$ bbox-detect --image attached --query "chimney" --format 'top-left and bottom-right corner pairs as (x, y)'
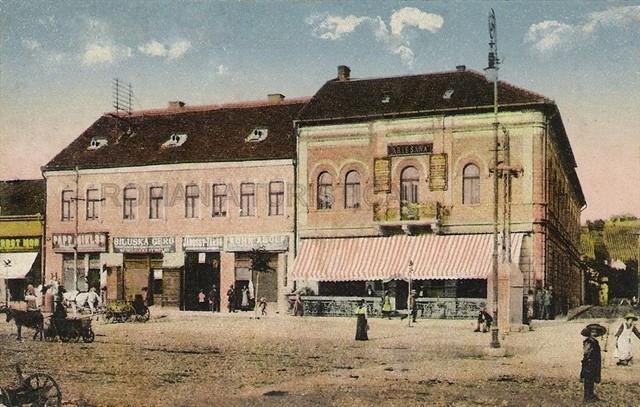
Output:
(337, 65), (351, 81)
(456, 65), (466, 72)
(168, 101), (186, 110)
(267, 93), (285, 105)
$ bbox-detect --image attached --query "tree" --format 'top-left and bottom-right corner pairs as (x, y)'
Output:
(247, 246), (276, 318)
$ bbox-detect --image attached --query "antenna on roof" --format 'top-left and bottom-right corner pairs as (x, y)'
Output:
(112, 78), (133, 115)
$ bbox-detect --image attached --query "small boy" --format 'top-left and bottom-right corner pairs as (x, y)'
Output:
(259, 297), (267, 316)
(580, 323), (606, 403)
(474, 307), (493, 332)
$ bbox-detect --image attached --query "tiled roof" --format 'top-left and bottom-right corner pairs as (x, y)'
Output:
(297, 69), (552, 123)
(0, 179), (45, 216)
(44, 98), (309, 171)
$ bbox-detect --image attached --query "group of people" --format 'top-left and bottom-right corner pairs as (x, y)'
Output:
(196, 285), (220, 312)
(224, 284), (267, 315)
(527, 286), (554, 321)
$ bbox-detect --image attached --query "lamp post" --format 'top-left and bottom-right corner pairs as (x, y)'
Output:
(633, 231), (640, 302)
(408, 260), (414, 327)
(485, 8), (501, 349)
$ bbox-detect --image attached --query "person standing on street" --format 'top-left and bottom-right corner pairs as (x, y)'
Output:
(526, 289), (535, 324)
(197, 289), (207, 311)
(580, 323), (606, 403)
(535, 288), (544, 320)
(409, 290), (418, 323)
(614, 313), (640, 366)
(227, 285), (236, 313)
(355, 299), (368, 341)
(209, 285), (219, 312)
(381, 290), (392, 320)
(542, 288), (552, 320)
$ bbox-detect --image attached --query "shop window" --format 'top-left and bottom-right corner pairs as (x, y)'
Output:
(317, 172), (333, 210)
(212, 184), (227, 217)
(240, 183), (255, 216)
(400, 166), (419, 209)
(269, 181), (284, 216)
(86, 188), (100, 220)
(123, 186), (137, 220)
(149, 186), (164, 219)
(61, 190), (74, 221)
(185, 184), (199, 218)
(462, 163), (480, 205)
(344, 171), (361, 209)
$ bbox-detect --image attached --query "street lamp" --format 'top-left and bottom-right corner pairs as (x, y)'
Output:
(408, 260), (414, 327)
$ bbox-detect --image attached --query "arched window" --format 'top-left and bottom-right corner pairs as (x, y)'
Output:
(317, 172), (333, 210)
(400, 166), (419, 207)
(344, 171), (361, 209)
(462, 164), (480, 204)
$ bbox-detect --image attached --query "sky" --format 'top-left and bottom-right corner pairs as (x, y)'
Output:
(0, 0), (639, 222)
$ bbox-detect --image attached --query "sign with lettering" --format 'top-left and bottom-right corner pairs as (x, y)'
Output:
(113, 236), (176, 254)
(0, 237), (41, 252)
(52, 233), (107, 253)
(373, 158), (392, 193)
(387, 143), (433, 156)
(183, 235), (224, 252)
(429, 153), (448, 191)
(224, 235), (289, 252)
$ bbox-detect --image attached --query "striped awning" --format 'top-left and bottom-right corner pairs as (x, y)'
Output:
(292, 233), (524, 281)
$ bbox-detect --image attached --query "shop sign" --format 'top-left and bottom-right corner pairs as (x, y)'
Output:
(224, 235), (289, 252)
(387, 143), (433, 156)
(182, 235), (224, 252)
(113, 236), (176, 254)
(0, 237), (41, 252)
(429, 153), (448, 191)
(373, 158), (392, 193)
(52, 233), (108, 253)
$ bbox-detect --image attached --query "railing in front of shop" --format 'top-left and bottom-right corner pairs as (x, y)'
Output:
(287, 295), (486, 319)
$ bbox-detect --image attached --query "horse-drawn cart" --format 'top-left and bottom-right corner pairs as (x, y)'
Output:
(0, 364), (61, 407)
(104, 298), (150, 323)
(44, 316), (95, 343)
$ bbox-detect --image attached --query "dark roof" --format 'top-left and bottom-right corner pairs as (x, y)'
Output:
(0, 179), (45, 216)
(297, 69), (551, 123)
(44, 99), (308, 171)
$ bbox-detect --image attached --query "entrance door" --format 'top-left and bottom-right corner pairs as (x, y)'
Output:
(184, 252), (220, 311)
(395, 280), (409, 310)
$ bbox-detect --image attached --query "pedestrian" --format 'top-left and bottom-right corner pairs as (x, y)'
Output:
(209, 285), (219, 312)
(535, 288), (544, 320)
(366, 284), (374, 297)
(241, 286), (250, 310)
(259, 297), (267, 316)
(409, 290), (418, 323)
(292, 291), (303, 316)
(526, 289), (535, 324)
(614, 312), (640, 366)
(355, 299), (368, 341)
(227, 285), (235, 313)
(542, 288), (552, 320)
(474, 307), (493, 332)
(381, 290), (392, 320)
(580, 323), (606, 403)
(197, 289), (207, 311)
(24, 284), (38, 310)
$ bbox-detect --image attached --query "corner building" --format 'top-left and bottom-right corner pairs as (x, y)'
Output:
(43, 95), (306, 313)
(292, 66), (585, 322)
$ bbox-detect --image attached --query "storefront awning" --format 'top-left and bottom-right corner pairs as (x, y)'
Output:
(292, 233), (524, 282)
(0, 252), (38, 279)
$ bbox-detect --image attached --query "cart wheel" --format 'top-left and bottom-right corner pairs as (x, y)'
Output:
(71, 328), (81, 343)
(140, 307), (150, 322)
(25, 373), (62, 407)
(59, 331), (71, 342)
(83, 329), (96, 343)
(0, 386), (11, 407)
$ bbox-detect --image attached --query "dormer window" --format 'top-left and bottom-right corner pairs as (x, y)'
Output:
(443, 89), (454, 100)
(87, 137), (108, 150)
(246, 128), (268, 142)
(381, 93), (391, 104)
(162, 133), (188, 148)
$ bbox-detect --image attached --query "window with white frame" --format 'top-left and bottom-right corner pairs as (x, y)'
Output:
(123, 186), (137, 220)
(344, 171), (361, 209)
(317, 172), (333, 210)
(269, 181), (284, 216)
(61, 190), (74, 221)
(185, 184), (199, 218)
(400, 166), (419, 207)
(462, 164), (480, 205)
(149, 186), (164, 219)
(240, 183), (255, 216)
(86, 188), (100, 220)
(212, 184), (227, 217)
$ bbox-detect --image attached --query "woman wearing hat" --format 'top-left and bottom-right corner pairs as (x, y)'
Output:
(354, 299), (368, 341)
(580, 323), (606, 403)
(614, 312), (640, 366)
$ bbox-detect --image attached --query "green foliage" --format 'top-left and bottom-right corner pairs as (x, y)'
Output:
(248, 246), (276, 274)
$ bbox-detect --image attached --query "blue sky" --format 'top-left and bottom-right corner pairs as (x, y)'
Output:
(1, 0), (639, 221)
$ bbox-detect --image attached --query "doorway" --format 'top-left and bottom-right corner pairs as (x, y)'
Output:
(183, 252), (220, 311)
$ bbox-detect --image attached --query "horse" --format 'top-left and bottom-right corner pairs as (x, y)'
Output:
(0, 305), (44, 341)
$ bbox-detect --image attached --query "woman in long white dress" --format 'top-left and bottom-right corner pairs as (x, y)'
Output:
(615, 312), (640, 366)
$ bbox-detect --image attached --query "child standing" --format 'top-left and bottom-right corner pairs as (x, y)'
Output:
(580, 323), (606, 403)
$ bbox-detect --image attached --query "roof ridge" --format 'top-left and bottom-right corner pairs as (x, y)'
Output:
(108, 96), (311, 118)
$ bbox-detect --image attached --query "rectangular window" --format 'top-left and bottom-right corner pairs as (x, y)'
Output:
(240, 183), (255, 217)
(149, 186), (164, 219)
(86, 188), (100, 220)
(212, 184), (227, 217)
(61, 190), (74, 221)
(269, 181), (284, 216)
(185, 185), (199, 218)
(123, 186), (137, 220)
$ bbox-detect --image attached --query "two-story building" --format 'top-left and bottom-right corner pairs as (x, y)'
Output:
(43, 95), (307, 313)
(291, 66), (585, 323)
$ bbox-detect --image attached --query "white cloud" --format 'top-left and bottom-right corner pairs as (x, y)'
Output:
(138, 40), (192, 60)
(389, 7), (443, 36)
(81, 43), (131, 66)
(216, 64), (229, 76)
(22, 38), (41, 51)
(306, 7), (443, 67)
(526, 6), (640, 54)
